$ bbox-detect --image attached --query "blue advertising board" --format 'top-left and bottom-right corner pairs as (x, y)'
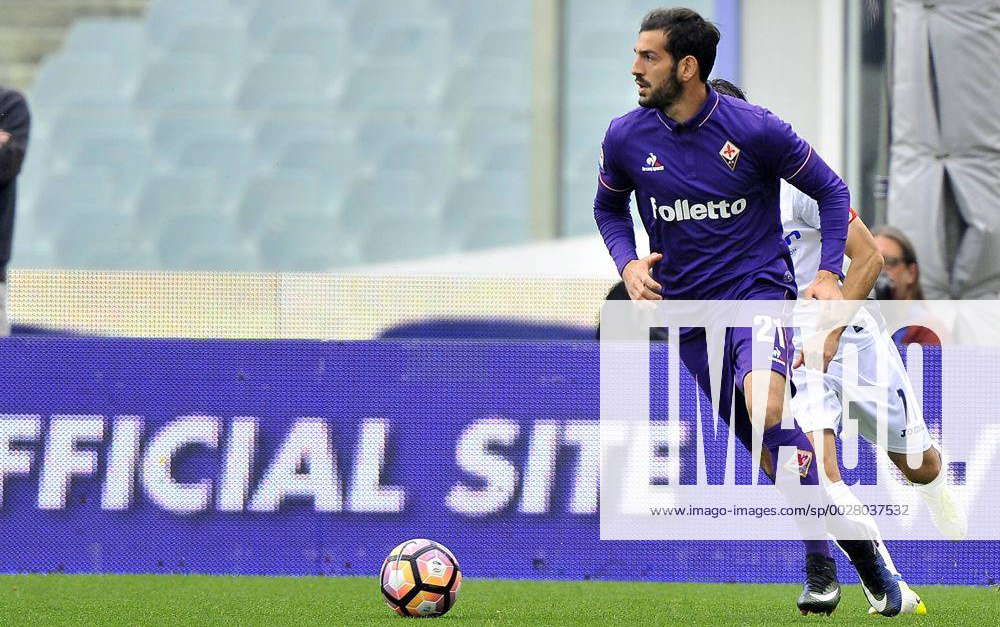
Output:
(0, 338), (993, 584)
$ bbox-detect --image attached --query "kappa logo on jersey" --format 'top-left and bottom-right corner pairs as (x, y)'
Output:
(719, 140), (740, 171)
(649, 196), (747, 222)
(642, 153), (665, 172)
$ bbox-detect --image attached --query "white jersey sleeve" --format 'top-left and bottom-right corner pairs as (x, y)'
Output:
(784, 182), (822, 230)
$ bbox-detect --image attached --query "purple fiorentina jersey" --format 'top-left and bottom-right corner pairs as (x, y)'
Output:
(595, 86), (849, 300)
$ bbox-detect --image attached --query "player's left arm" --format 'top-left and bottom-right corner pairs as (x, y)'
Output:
(760, 111), (847, 300)
(0, 89), (30, 184)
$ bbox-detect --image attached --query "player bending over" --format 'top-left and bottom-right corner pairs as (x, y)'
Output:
(711, 77), (967, 617)
(593, 8), (908, 617)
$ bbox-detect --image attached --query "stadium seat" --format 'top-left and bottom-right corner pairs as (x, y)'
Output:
(475, 28), (532, 62)
(30, 170), (121, 228)
(164, 24), (252, 67)
(341, 173), (443, 234)
(236, 56), (334, 110)
(63, 18), (147, 60)
(31, 54), (135, 108)
(358, 214), (456, 263)
(153, 112), (251, 161)
(134, 171), (223, 231)
(356, 20), (451, 71)
(442, 174), (529, 226)
(455, 113), (530, 175)
(257, 212), (360, 271)
(53, 211), (157, 270)
(49, 111), (150, 158)
(134, 54), (238, 109)
(442, 61), (530, 111)
(571, 29), (637, 64)
(267, 24), (349, 70)
(375, 136), (457, 179)
(352, 114), (454, 158)
(254, 116), (352, 155)
(175, 132), (256, 173)
(340, 63), (443, 111)
(247, 0), (332, 40)
(68, 136), (157, 199)
(275, 138), (360, 182)
(236, 172), (325, 237)
(155, 212), (250, 271)
(145, 0), (248, 46)
(436, 0), (532, 34)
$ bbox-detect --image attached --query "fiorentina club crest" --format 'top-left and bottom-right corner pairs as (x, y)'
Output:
(719, 140), (740, 170)
(783, 448), (814, 478)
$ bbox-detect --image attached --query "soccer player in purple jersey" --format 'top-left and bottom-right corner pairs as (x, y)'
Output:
(594, 8), (903, 616)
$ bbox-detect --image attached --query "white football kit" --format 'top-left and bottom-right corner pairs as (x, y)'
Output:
(781, 182), (932, 454)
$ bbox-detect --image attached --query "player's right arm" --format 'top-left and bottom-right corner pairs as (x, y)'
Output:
(593, 120), (663, 300)
(841, 214), (884, 300)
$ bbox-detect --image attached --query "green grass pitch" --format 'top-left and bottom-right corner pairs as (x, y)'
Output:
(0, 574), (992, 625)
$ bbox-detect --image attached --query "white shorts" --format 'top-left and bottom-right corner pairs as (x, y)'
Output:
(791, 327), (933, 454)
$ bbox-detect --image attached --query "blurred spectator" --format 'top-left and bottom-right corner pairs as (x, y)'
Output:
(873, 225), (939, 346)
(0, 86), (29, 336)
(873, 225), (923, 301)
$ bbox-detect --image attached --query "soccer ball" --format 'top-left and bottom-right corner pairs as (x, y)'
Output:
(380, 538), (462, 617)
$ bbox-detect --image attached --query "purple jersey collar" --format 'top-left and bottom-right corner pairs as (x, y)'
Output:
(654, 84), (720, 132)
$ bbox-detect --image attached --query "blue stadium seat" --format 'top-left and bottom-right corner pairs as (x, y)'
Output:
(254, 116), (351, 155)
(174, 131), (256, 173)
(53, 211), (157, 270)
(134, 54), (237, 109)
(562, 175), (611, 237)
(442, 61), (530, 111)
(267, 24), (349, 70)
(341, 173), (443, 233)
(31, 170), (121, 228)
(340, 63), (443, 111)
(353, 114), (454, 159)
(567, 61), (636, 110)
(31, 54), (135, 107)
(257, 211), (359, 271)
(375, 136), (456, 179)
(155, 212), (250, 271)
(63, 18), (146, 60)
(49, 111), (150, 157)
(276, 138), (362, 182)
(570, 28), (636, 64)
(145, 0), (247, 46)
(436, 0), (531, 34)
(358, 214), (455, 263)
(247, 0), (332, 40)
(475, 28), (532, 62)
(134, 171), (223, 230)
(356, 21), (450, 70)
(236, 172), (325, 237)
(153, 112), (250, 160)
(68, 136), (157, 199)
(237, 56), (333, 110)
(442, 174), (529, 226)
(165, 24), (251, 65)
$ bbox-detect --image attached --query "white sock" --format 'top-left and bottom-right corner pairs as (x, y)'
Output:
(825, 480), (901, 577)
(913, 452), (948, 498)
